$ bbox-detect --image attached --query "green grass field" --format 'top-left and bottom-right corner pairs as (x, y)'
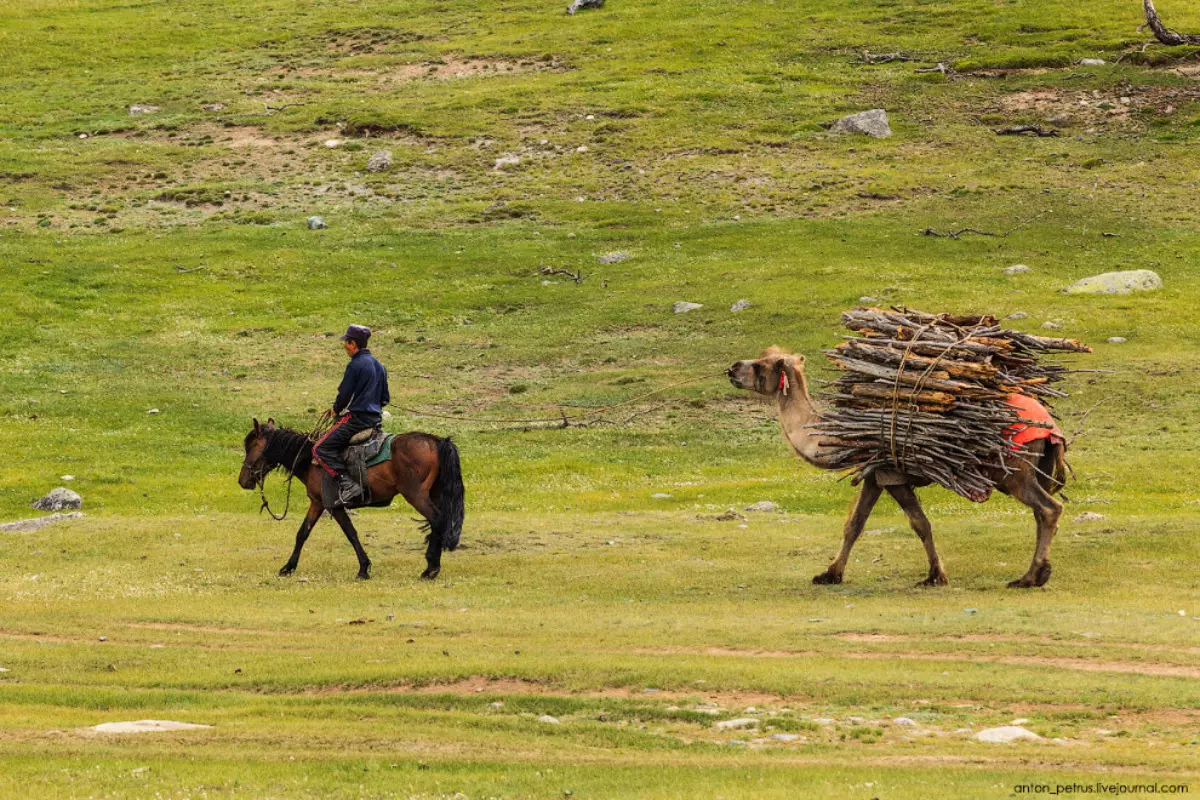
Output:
(1, 0), (1198, 796)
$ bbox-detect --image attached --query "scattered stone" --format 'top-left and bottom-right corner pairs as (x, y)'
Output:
(812, 718), (837, 725)
(963, 608), (979, 614)
(598, 251), (631, 264)
(893, 717), (918, 727)
(200, 103), (225, 112)
(673, 301), (703, 314)
(307, 216), (327, 230)
(1003, 264), (1032, 275)
(367, 150), (393, 172)
(489, 701), (504, 708)
(830, 109), (892, 139)
(1074, 512), (1105, 523)
(859, 296), (880, 304)
(566, 0), (604, 14)
(1042, 321), (1062, 330)
(90, 720), (213, 734)
(567, 232), (577, 238)
(1064, 269), (1162, 295)
(1079, 58), (1106, 66)
(324, 139), (343, 148)
(493, 154), (521, 170)
(538, 715), (561, 725)
(715, 508), (746, 522)
(715, 718), (758, 731)
(1106, 337), (1126, 344)
(730, 299), (751, 312)
(974, 726), (1042, 744)
(31, 488), (82, 512)
(744, 501), (780, 513)
(651, 493), (671, 499)
(772, 733), (802, 742)
(61, 475), (75, 481)
(1006, 311), (1029, 320)
(128, 104), (160, 115)
(1, 512), (84, 534)
(575, 145), (589, 153)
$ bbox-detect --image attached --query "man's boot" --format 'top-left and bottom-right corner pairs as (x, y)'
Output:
(336, 474), (363, 507)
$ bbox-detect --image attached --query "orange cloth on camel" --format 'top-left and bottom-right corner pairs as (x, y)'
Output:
(1005, 393), (1063, 447)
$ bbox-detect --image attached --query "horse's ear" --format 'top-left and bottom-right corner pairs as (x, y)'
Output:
(266, 417), (276, 430)
(253, 418), (261, 434)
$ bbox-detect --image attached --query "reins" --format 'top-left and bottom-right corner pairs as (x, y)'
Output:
(257, 411), (334, 522)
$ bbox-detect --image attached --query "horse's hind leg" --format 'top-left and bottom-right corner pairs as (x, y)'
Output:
(885, 485), (948, 586)
(400, 489), (441, 581)
(279, 499), (324, 577)
(329, 507), (372, 580)
(1005, 473), (1062, 589)
(813, 477), (882, 585)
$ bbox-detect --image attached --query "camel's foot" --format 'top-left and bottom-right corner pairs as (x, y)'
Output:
(917, 568), (949, 587)
(356, 565), (372, 581)
(812, 570), (844, 585)
(1007, 562), (1051, 589)
(419, 566), (441, 581)
(278, 564), (296, 577)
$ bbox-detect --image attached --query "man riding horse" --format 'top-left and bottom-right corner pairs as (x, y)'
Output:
(314, 324), (390, 507)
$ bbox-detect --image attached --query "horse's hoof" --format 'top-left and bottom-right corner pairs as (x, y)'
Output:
(812, 571), (843, 585)
(419, 567), (440, 581)
(356, 570), (371, 581)
(278, 565), (295, 577)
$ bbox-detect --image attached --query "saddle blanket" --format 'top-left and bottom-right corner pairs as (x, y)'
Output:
(1004, 393), (1064, 448)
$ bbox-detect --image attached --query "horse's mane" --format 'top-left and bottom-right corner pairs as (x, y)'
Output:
(262, 426), (314, 478)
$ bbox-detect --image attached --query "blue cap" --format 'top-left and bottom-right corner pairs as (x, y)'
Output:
(339, 324), (371, 345)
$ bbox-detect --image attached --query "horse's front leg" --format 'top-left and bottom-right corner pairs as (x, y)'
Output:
(330, 507), (372, 580)
(279, 499), (324, 577)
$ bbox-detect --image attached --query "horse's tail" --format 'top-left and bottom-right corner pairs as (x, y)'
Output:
(1038, 438), (1068, 496)
(431, 436), (465, 551)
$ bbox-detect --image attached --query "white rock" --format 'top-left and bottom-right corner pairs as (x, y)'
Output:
(490, 701), (504, 708)
(1080, 58), (1106, 66)
(1006, 311), (1029, 320)
(813, 718), (837, 725)
(1042, 321), (1062, 330)
(307, 216), (327, 230)
(61, 475), (74, 481)
(830, 109), (892, 138)
(493, 155), (521, 170)
(128, 104), (161, 115)
(1004, 264), (1032, 275)
(974, 726), (1042, 743)
(147, 408), (160, 414)
(730, 299), (751, 312)
(673, 302), (703, 314)
(715, 718), (759, 731)
(31, 488), (82, 512)
(91, 720), (213, 734)
(1074, 512), (1105, 522)
(537, 715), (561, 725)
(1064, 270), (1162, 295)
(893, 717), (918, 727)
(324, 139), (343, 148)
(367, 150), (393, 172)
(772, 733), (801, 742)
(744, 501), (780, 513)
(576, 145), (589, 153)
(1, 512), (84, 533)
(1107, 337), (1126, 344)
(651, 492), (671, 499)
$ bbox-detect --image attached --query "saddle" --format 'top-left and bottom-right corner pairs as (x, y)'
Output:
(319, 427), (392, 510)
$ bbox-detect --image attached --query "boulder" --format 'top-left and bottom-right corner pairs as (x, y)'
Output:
(673, 301), (703, 314)
(831, 109), (892, 139)
(307, 216), (327, 230)
(973, 726), (1042, 744)
(367, 150), (393, 173)
(1064, 270), (1162, 295)
(31, 488), (82, 512)
(567, 0), (604, 14)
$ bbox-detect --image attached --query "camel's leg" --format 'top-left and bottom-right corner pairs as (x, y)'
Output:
(885, 485), (948, 586)
(279, 499), (324, 577)
(813, 478), (882, 585)
(329, 507), (372, 580)
(1005, 474), (1062, 589)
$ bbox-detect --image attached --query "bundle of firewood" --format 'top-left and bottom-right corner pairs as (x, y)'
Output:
(809, 307), (1091, 501)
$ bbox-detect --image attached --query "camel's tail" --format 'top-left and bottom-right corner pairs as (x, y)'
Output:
(1038, 439), (1068, 496)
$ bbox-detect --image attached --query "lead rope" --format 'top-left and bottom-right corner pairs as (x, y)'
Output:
(259, 410), (334, 522)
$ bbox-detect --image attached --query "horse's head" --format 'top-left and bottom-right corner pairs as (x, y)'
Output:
(238, 418), (275, 489)
(726, 347), (805, 398)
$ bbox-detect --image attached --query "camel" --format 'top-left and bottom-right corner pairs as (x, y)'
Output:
(727, 348), (1068, 588)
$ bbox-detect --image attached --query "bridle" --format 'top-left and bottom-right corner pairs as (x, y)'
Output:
(243, 438), (306, 522)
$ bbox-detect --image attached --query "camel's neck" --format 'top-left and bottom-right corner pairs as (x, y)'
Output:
(776, 362), (838, 469)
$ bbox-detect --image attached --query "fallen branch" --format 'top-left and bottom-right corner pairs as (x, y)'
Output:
(539, 266), (584, 284)
(914, 62), (953, 76)
(994, 125), (1060, 137)
(1142, 0), (1200, 46)
(921, 211), (1047, 240)
(264, 102), (310, 114)
(174, 264), (208, 274)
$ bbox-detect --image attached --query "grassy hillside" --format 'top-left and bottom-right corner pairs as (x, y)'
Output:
(1, 0), (1198, 796)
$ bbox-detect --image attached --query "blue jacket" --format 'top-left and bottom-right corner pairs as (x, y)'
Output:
(333, 349), (390, 417)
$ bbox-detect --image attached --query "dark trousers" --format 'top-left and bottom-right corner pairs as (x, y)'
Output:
(313, 413), (379, 477)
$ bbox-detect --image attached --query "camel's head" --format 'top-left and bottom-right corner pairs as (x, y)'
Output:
(727, 347), (805, 397)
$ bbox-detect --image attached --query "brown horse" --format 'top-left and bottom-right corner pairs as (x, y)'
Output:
(238, 418), (465, 580)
